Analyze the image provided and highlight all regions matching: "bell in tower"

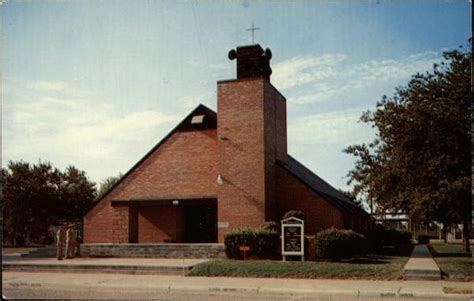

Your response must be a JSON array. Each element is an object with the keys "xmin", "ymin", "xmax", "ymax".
[{"xmin": 228, "ymin": 44, "xmax": 272, "ymax": 82}]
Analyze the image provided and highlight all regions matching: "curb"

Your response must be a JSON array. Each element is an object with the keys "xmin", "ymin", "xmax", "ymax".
[{"xmin": 4, "ymin": 279, "xmax": 472, "ymax": 300}]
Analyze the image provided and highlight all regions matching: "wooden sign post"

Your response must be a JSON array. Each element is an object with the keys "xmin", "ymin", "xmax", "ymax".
[{"xmin": 281, "ymin": 217, "xmax": 304, "ymax": 262}]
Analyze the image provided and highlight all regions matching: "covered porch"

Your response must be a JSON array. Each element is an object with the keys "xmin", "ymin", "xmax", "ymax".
[{"xmin": 111, "ymin": 196, "xmax": 217, "ymax": 244}]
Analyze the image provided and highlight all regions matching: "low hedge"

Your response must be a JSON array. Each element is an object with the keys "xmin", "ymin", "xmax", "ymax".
[
  {"xmin": 362, "ymin": 224, "xmax": 385, "ymax": 251},
  {"xmin": 384, "ymin": 229, "xmax": 412, "ymax": 246},
  {"xmin": 315, "ymin": 228, "xmax": 368, "ymax": 261},
  {"xmin": 417, "ymin": 234, "xmax": 430, "ymax": 244},
  {"xmin": 362, "ymin": 226, "xmax": 412, "ymax": 249},
  {"xmin": 224, "ymin": 228, "xmax": 279, "ymax": 260}
]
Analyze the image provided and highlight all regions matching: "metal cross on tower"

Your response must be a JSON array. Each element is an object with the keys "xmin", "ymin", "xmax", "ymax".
[{"xmin": 246, "ymin": 23, "xmax": 260, "ymax": 44}]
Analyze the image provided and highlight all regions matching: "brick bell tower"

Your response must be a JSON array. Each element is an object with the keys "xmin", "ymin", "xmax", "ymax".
[{"xmin": 217, "ymin": 44, "xmax": 287, "ymax": 242}]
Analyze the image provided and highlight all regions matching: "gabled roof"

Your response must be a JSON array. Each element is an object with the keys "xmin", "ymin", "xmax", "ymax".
[
  {"xmin": 277, "ymin": 155, "xmax": 369, "ymax": 216},
  {"xmin": 86, "ymin": 103, "xmax": 368, "ymax": 218},
  {"xmin": 85, "ymin": 104, "xmax": 217, "ymax": 214}
]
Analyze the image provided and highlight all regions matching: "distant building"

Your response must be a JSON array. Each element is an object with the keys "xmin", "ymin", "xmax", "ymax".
[{"xmin": 84, "ymin": 44, "xmax": 371, "ymax": 244}]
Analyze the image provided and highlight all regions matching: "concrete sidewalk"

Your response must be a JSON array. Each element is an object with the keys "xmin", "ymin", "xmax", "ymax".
[
  {"xmin": 3, "ymin": 271, "xmax": 472, "ymax": 300},
  {"xmin": 403, "ymin": 245, "xmax": 441, "ymax": 280},
  {"xmin": 2, "ymin": 257, "xmax": 209, "ymax": 275}
]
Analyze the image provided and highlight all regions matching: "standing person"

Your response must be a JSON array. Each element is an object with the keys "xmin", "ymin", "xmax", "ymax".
[
  {"xmin": 65, "ymin": 224, "xmax": 73, "ymax": 259},
  {"xmin": 66, "ymin": 224, "xmax": 81, "ymax": 258},
  {"xmin": 73, "ymin": 224, "xmax": 82, "ymax": 257},
  {"xmin": 49, "ymin": 225, "xmax": 56, "ymax": 244},
  {"xmin": 55, "ymin": 225, "xmax": 66, "ymax": 260}
]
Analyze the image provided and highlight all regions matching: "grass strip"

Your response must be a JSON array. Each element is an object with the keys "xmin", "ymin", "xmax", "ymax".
[
  {"xmin": 189, "ymin": 251, "xmax": 411, "ymax": 280},
  {"xmin": 443, "ymin": 286, "xmax": 472, "ymax": 295},
  {"xmin": 428, "ymin": 243, "xmax": 472, "ymax": 282}
]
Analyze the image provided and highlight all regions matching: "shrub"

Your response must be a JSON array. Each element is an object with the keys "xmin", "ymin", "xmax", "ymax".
[
  {"xmin": 362, "ymin": 224, "xmax": 385, "ymax": 251},
  {"xmin": 315, "ymin": 228, "xmax": 368, "ymax": 261},
  {"xmin": 253, "ymin": 228, "xmax": 280, "ymax": 259},
  {"xmin": 224, "ymin": 228, "xmax": 279, "ymax": 260},
  {"xmin": 224, "ymin": 228, "xmax": 254, "ymax": 259},
  {"xmin": 260, "ymin": 221, "xmax": 280, "ymax": 234},
  {"xmin": 417, "ymin": 234, "xmax": 430, "ymax": 244},
  {"xmin": 282, "ymin": 210, "xmax": 306, "ymax": 221},
  {"xmin": 384, "ymin": 229, "xmax": 412, "ymax": 246}
]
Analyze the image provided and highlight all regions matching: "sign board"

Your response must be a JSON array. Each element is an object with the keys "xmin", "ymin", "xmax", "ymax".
[
  {"xmin": 217, "ymin": 221, "xmax": 229, "ymax": 228},
  {"xmin": 281, "ymin": 217, "xmax": 304, "ymax": 261},
  {"xmin": 239, "ymin": 245, "xmax": 250, "ymax": 260}
]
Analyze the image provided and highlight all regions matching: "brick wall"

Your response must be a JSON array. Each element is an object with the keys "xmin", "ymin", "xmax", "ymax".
[
  {"xmin": 138, "ymin": 206, "xmax": 183, "ymax": 243},
  {"xmin": 217, "ymin": 78, "xmax": 267, "ymax": 241},
  {"xmin": 275, "ymin": 165, "xmax": 345, "ymax": 235},
  {"xmin": 84, "ymin": 129, "xmax": 217, "ymax": 243},
  {"xmin": 216, "ymin": 78, "xmax": 288, "ymax": 241},
  {"xmin": 263, "ymin": 81, "xmax": 287, "ymax": 222}
]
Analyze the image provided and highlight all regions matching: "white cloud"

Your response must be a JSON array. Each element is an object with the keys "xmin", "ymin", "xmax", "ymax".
[
  {"xmin": 288, "ymin": 109, "xmax": 374, "ymax": 146},
  {"xmin": 27, "ymin": 80, "xmax": 67, "ymax": 92},
  {"xmin": 272, "ymin": 51, "xmax": 441, "ymax": 107},
  {"xmin": 272, "ymin": 54, "xmax": 348, "ymax": 91},
  {"xmin": 3, "ymin": 80, "xmax": 180, "ymax": 183},
  {"xmin": 286, "ymin": 108, "xmax": 377, "ymax": 192}
]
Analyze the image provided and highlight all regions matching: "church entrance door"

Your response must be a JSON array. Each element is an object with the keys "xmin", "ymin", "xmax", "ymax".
[{"xmin": 184, "ymin": 205, "xmax": 217, "ymax": 243}]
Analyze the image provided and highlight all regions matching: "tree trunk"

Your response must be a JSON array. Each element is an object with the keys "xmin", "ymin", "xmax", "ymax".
[
  {"xmin": 462, "ymin": 219, "xmax": 470, "ymax": 253},
  {"xmin": 443, "ymin": 223, "xmax": 448, "ymax": 243}
]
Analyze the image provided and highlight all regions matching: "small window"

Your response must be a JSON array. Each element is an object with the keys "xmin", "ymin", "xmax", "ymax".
[{"xmin": 191, "ymin": 115, "xmax": 205, "ymax": 125}]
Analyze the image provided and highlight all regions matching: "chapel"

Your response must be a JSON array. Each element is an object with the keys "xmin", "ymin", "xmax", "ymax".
[{"xmin": 83, "ymin": 44, "xmax": 371, "ymax": 244}]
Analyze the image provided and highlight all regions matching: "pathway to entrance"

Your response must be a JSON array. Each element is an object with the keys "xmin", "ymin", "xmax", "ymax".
[{"xmin": 403, "ymin": 244, "xmax": 441, "ymax": 280}]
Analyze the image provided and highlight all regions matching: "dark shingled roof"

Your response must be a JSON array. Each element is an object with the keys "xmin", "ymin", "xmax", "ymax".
[{"xmin": 277, "ymin": 155, "xmax": 369, "ymax": 216}]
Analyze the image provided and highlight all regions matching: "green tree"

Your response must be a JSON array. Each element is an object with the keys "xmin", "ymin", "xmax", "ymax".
[
  {"xmin": 2, "ymin": 161, "xmax": 96, "ymax": 245},
  {"xmin": 97, "ymin": 173, "xmax": 123, "ymax": 199},
  {"xmin": 60, "ymin": 166, "xmax": 97, "ymax": 221},
  {"xmin": 345, "ymin": 43, "xmax": 471, "ymax": 252},
  {"xmin": 2, "ymin": 161, "xmax": 61, "ymax": 245}
]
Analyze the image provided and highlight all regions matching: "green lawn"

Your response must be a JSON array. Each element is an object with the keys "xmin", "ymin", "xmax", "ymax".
[
  {"xmin": 189, "ymin": 247, "xmax": 412, "ymax": 280},
  {"xmin": 429, "ymin": 242, "xmax": 469, "ymax": 254},
  {"xmin": 429, "ymin": 243, "xmax": 472, "ymax": 282}
]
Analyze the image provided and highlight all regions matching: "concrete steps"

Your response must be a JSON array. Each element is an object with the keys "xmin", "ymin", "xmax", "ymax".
[
  {"xmin": 403, "ymin": 269, "xmax": 441, "ymax": 281},
  {"xmin": 2, "ymin": 262, "xmax": 191, "ymax": 275},
  {"xmin": 81, "ymin": 243, "xmax": 225, "ymax": 259},
  {"xmin": 21, "ymin": 243, "xmax": 226, "ymax": 259},
  {"xmin": 21, "ymin": 246, "xmax": 56, "ymax": 258}
]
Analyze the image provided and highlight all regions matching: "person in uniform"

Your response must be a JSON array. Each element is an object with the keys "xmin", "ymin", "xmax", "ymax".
[
  {"xmin": 66, "ymin": 223, "xmax": 81, "ymax": 258},
  {"xmin": 55, "ymin": 224, "xmax": 66, "ymax": 260}
]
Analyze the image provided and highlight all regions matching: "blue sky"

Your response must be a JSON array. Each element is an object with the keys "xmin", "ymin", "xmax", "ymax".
[{"xmin": 1, "ymin": 1, "xmax": 471, "ymax": 204}]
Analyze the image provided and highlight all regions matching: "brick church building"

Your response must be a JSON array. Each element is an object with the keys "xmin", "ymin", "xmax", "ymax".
[{"xmin": 84, "ymin": 44, "xmax": 370, "ymax": 244}]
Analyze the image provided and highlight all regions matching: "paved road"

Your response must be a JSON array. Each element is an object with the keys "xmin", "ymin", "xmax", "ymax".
[
  {"xmin": 3, "ymin": 286, "xmax": 458, "ymax": 301},
  {"xmin": 3, "ymin": 271, "xmax": 472, "ymax": 300}
]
